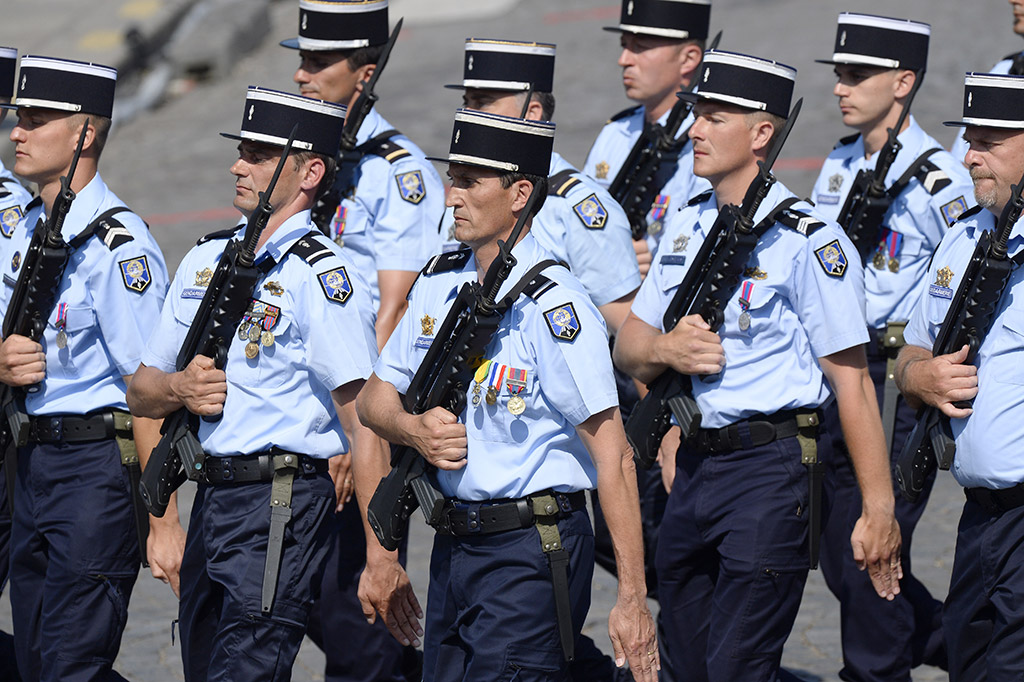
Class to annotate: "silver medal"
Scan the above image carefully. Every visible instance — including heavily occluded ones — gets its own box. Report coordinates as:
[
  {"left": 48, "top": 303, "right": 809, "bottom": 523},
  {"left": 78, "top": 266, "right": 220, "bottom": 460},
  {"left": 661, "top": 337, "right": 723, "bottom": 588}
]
[
  {"left": 738, "top": 311, "right": 751, "bottom": 331},
  {"left": 56, "top": 330, "right": 68, "bottom": 349}
]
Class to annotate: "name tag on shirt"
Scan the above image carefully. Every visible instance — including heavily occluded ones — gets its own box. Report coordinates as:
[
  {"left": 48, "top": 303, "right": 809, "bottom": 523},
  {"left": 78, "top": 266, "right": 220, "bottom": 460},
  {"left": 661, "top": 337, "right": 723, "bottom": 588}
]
[
  {"left": 181, "top": 287, "right": 206, "bottom": 299},
  {"left": 661, "top": 255, "right": 687, "bottom": 266},
  {"left": 414, "top": 336, "right": 433, "bottom": 349},
  {"left": 928, "top": 284, "right": 953, "bottom": 299},
  {"left": 817, "top": 194, "right": 840, "bottom": 205}
]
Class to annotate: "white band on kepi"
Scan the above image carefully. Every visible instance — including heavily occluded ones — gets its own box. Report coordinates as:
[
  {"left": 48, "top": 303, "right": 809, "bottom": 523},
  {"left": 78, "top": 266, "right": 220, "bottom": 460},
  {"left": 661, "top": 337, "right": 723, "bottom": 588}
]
[
  {"left": 298, "top": 0, "right": 388, "bottom": 14},
  {"left": 830, "top": 53, "right": 900, "bottom": 69},
  {"left": 839, "top": 13, "right": 930, "bottom": 35},
  {"left": 19, "top": 57, "right": 116, "bottom": 81},
  {"left": 240, "top": 131, "right": 314, "bottom": 151},
  {"left": 699, "top": 92, "right": 767, "bottom": 111},
  {"left": 12, "top": 97, "right": 82, "bottom": 113},
  {"left": 297, "top": 36, "right": 370, "bottom": 50},
  {"left": 617, "top": 23, "right": 691, "bottom": 39},
  {"left": 961, "top": 116, "right": 1024, "bottom": 129},
  {"left": 965, "top": 74, "right": 1024, "bottom": 89},
  {"left": 247, "top": 88, "right": 346, "bottom": 117},
  {"left": 447, "top": 153, "right": 519, "bottom": 172},
  {"left": 454, "top": 110, "right": 555, "bottom": 137},
  {"left": 0, "top": 47, "right": 16, "bottom": 60},
  {"left": 462, "top": 78, "right": 531, "bottom": 91},
  {"left": 466, "top": 41, "right": 556, "bottom": 57}
]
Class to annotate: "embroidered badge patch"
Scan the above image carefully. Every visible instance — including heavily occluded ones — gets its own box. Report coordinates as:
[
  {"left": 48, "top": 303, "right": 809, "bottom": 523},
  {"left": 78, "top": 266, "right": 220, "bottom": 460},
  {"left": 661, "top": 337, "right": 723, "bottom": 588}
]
[
  {"left": 119, "top": 256, "right": 152, "bottom": 292},
  {"left": 941, "top": 196, "right": 968, "bottom": 226},
  {"left": 1, "top": 206, "right": 23, "bottom": 238},
  {"left": 396, "top": 171, "right": 426, "bottom": 204},
  {"left": 828, "top": 173, "right": 843, "bottom": 193},
  {"left": 10, "top": 251, "right": 20, "bottom": 273},
  {"left": 595, "top": 161, "right": 610, "bottom": 180},
  {"left": 814, "top": 240, "right": 848, "bottom": 278},
  {"left": 573, "top": 194, "right": 608, "bottom": 230},
  {"left": 318, "top": 267, "right": 352, "bottom": 303},
  {"left": 544, "top": 302, "right": 581, "bottom": 342},
  {"left": 929, "top": 266, "right": 954, "bottom": 299}
]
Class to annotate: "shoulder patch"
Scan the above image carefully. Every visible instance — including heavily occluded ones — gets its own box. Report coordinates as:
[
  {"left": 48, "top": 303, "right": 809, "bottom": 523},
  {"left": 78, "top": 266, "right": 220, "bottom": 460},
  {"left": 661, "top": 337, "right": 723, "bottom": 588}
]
[
  {"left": 776, "top": 208, "right": 826, "bottom": 237},
  {"left": 318, "top": 266, "right": 353, "bottom": 304},
  {"left": 289, "top": 234, "right": 336, "bottom": 267},
  {"left": 395, "top": 170, "right": 426, "bottom": 204},
  {"left": 609, "top": 105, "right": 642, "bottom": 123},
  {"left": 119, "top": 255, "right": 152, "bottom": 292},
  {"left": 95, "top": 214, "right": 135, "bottom": 250},
  {"left": 543, "top": 302, "right": 581, "bottom": 342},
  {"left": 1, "top": 206, "right": 23, "bottom": 238},
  {"left": 548, "top": 169, "right": 581, "bottom": 197},
  {"left": 423, "top": 248, "right": 471, "bottom": 276},
  {"left": 940, "top": 196, "right": 969, "bottom": 226},
  {"left": 813, "top": 239, "right": 849, "bottom": 278},
  {"left": 914, "top": 159, "right": 952, "bottom": 196},
  {"left": 197, "top": 225, "right": 243, "bottom": 245},
  {"left": 687, "top": 189, "right": 713, "bottom": 207},
  {"left": 835, "top": 132, "right": 860, "bottom": 149},
  {"left": 572, "top": 194, "right": 608, "bottom": 230}
]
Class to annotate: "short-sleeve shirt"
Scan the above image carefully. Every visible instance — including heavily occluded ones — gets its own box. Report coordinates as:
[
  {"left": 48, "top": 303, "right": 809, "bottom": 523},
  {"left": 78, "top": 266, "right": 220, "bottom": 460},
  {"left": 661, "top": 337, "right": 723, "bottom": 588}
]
[
  {"left": 0, "top": 174, "right": 169, "bottom": 415},
  {"left": 904, "top": 206, "right": 1024, "bottom": 489},
  {"left": 582, "top": 104, "right": 711, "bottom": 253},
  {"left": 811, "top": 118, "right": 974, "bottom": 328},
  {"left": 325, "top": 108, "right": 445, "bottom": 308},
  {"left": 631, "top": 181, "right": 869, "bottom": 428},
  {"left": 374, "top": 232, "right": 618, "bottom": 500},
  {"left": 142, "top": 211, "right": 377, "bottom": 458}
]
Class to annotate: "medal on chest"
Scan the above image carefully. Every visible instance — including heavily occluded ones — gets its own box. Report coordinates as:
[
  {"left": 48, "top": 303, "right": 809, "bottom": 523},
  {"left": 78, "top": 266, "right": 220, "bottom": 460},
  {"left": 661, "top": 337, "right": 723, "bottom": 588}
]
[
  {"left": 55, "top": 302, "right": 69, "bottom": 349},
  {"left": 237, "top": 299, "right": 281, "bottom": 359},
  {"left": 506, "top": 368, "right": 528, "bottom": 416},
  {"left": 738, "top": 281, "right": 753, "bottom": 331}
]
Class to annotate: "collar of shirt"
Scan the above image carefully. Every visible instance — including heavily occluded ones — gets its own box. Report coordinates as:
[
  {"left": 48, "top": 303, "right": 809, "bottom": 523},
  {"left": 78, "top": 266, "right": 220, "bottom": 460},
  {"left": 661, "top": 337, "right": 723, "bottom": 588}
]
[
  {"left": 441, "top": 232, "right": 547, "bottom": 303},
  {"left": 253, "top": 209, "right": 317, "bottom": 264},
  {"left": 849, "top": 116, "right": 927, "bottom": 181},
  {"left": 700, "top": 180, "right": 793, "bottom": 235},
  {"left": 354, "top": 107, "right": 389, "bottom": 147},
  {"left": 40, "top": 174, "right": 111, "bottom": 242}
]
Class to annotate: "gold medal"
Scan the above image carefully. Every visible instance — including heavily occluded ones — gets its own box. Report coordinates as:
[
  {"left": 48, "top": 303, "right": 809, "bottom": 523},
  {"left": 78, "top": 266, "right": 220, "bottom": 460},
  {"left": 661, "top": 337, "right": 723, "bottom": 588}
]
[
  {"left": 248, "top": 326, "right": 261, "bottom": 342},
  {"left": 508, "top": 395, "right": 526, "bottom": 416},
  {"left": 261, "top": 330, "right": 275, "bottom": 347},
  {"left": 56, "top": 330, "right": 68, "bottom": 349},
  {"left": 245, "top": 341, "right": 259, "bottom": 359},
  {"left": 485, "top": 387, "right": 498, "bottom": 405},
  {"left": 648, "top": 221, "right": 662, "bottom": 236},
  {"left": 888, "top": 257, "right": 900, "bottom": 273},
  {"left": 872, "top": 251, "right": 886, "bottom": 270}
]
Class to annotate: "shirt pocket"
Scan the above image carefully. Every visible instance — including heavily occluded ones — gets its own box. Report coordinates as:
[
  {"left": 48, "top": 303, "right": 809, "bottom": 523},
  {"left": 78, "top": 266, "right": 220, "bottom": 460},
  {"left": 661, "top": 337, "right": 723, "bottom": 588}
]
[
  {"left": 993, "top": 307, "right": 1024, "bottom": 385},
  {"left": 46, "top": 304, "right": 95, "bottom": 379},
  {"left": 729, "top": 282, "right": 780, "bottom": 339},
  {"left": 467, "top": 361, "right": 536, "bottom": 444},
  {"left": 229, "top": 313, "right": 295, "bottom": 389}
]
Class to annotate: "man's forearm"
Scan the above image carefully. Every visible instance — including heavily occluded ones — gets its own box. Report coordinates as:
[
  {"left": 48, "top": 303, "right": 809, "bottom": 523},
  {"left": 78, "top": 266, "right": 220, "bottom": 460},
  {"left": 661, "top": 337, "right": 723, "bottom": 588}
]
[
  {"left": 355, "top": 374, "right": 417, "bottom": 449},
  {"left": 614, "top": 315, "right": 669, "bottom": 385},
  {"left": 894, "top": 344, "right": 932, "bottom": 409},
  {"left": 127, "top": 364, "right": 184, "bottom": 419},
  {"left": 838, "top": 371, "right": 895, "bottom": 514}
]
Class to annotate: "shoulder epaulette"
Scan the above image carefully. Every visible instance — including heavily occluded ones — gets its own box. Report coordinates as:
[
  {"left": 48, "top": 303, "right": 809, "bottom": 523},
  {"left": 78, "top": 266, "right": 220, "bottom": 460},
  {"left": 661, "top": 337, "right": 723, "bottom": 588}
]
[
  {"left": 910, "top": 154, "right": 952, "bottom": 196},
  {"left": 522, "top": 274, "right": 559, "bottom": 300},
  {"left": 359, "top": 129, "right": 410, "bottom": 164},
  {"left": 0, "top": 178, "right": 11, "bottom": 199},
  {"left": 687, "top": 190, "right": 713, "bottom": 207},
  {"left": 422, "top": 248, "right": 471, "bottom": 276},
  {"left": 1004, "top": 50, "right": 1024, "bottom": 62},
  {"left": 69, "top": 207, "right": 136, "bottom": 250},
  {"left": 196, "top": 225, "right": 243, "bottom": 245},
  {"left": 548, "top": 169, "right": 581, "bottom": 197},
  {"left": 834, "top": 133, "right": 860, "bottom": 150},
  {"left": 776, "top": 207, "right": 826, "bottom": 237},
  {"left": 608, "top": 105, "right": 641, "bottom": 123},
  {"left": 288, "top": 233, "right": 336, "bottom": 267},
  {"left": 955, "top": 205, "right": 984, "bottom": 224}
]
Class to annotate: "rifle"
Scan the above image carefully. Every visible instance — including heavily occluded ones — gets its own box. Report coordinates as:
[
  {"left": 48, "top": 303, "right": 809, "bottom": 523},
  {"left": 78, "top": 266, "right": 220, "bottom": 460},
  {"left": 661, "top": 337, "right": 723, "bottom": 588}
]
[
  {"left": 896, "top": 171, "right": 1024, "bottom": 502},
  {"left": 138, "top": 125, "right": 299, "bottom": 517},
  {"left": 624, "top": 99, "right": 803, "bottom": 469},
  {"left": 367, "top": 186, "right": 543, "bottom": 551},
  {"left": 608, "top": 31, "right": 721, "bottom": 240},
  {"left": 836, "top": 70, "right": 924, "bottom": 263},
  {"left": 312, "top": 18, "right": 404, "bottom": 232},
  {"left": 0, "top": 120, "right": 90, "bottom": 452}
]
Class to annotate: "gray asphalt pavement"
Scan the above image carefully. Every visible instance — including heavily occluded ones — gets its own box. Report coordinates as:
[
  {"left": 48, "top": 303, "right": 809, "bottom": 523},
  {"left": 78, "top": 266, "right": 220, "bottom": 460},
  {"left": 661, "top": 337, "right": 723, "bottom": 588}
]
[{"left": 0, "top": 0, "right": 1013, "bottom": 679}]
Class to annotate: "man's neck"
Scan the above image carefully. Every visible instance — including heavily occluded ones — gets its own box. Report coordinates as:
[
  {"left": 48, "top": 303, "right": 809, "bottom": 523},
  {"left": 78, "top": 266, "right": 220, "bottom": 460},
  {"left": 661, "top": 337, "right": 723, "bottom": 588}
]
[
  {"left": 472, "top": 224, "right": 530, "bottom": 284},
  {"left": 39, "top": 166, "right": 97, "bottom": 217},
  {"left": 861, "top": 108, "right": 911, "bottom": 158},
  {"left": 712, "top": 163, "right": 760, "bottom": 210},
  {"left": 643, "top": 75, "right": 691, "bottom": 125}
]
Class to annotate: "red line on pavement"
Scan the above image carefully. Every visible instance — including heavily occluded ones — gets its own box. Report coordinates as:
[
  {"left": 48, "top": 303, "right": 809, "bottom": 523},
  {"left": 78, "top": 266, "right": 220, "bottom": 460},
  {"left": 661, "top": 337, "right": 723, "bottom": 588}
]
[
  {"left": 145, "top": 206, "right": 239, "bottom": 226},
  {"left": 544, "top": 5, "right": 619, "bottom": 24},
  {"left": 775, "top": 156, "right": 826, "bottom": 171}
]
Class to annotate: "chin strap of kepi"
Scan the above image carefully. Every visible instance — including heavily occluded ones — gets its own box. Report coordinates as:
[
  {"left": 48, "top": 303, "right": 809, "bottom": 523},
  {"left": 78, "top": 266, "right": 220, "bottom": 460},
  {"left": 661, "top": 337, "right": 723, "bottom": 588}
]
[
  {"left": 262, "top": 453, "right": 298, "bottom": 614},
  {"left": 532, "top": 493, "right": 575, "bottom": 662}
]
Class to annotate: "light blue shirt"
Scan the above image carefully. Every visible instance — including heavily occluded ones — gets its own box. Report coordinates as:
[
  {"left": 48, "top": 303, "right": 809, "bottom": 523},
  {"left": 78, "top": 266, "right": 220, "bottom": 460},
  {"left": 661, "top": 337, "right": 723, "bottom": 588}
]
[
  {"left": 142, "top": 211, "right": 378, "bottom": 458},
  {"left": 949, "top": 53, "right": 1018, "bottom": 160},
  {"left": 438, "top": 152, "right": 641, "bottom": 307},
  {"left": 582, "top": 104, "right": 711, "bottom": 253},
  {"left": 0, "top": 161, "right": 33, "bottom": 251},
  {"left": 327, "top": 108, "right": 445, "bottom": 308},
  {"left": 904, "top": 207, "right": 1024, "bottom": 489},
  {"left": 0, "top": 174, "right": 169, "bottom": 415},
  {"left": 631, "top": 181, "right": 869, "bottom": 429},
  {"left": 374, "top": 233, "right": 618, "bottom": 500},
  {"left": 811, "top": 118, "right": 974, "bottom": 329}
]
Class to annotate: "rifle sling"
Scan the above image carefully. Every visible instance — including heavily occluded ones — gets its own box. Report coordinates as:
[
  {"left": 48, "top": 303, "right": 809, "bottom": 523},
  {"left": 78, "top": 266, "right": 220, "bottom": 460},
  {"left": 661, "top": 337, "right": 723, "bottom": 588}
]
[{"left": 884, "top": 148, "right": 941, "bottom": 200}]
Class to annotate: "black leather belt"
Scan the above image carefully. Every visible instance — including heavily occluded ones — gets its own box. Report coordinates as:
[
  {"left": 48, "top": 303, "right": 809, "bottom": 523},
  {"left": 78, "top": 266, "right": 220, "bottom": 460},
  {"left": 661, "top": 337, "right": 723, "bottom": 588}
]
[
  {"left": 201, "top": 452, "right": 328, "bottom": 484},
  {"left": 687, "top": 410, "right": 817, "bottom": 455},
  {"left": 965, "top": 483, "right": 1024, "bottom": 514},
  {"left": 27, "top": 411, "right": 117, "bottom": 444},
  {"left": 438, "top": 489, "right": 587, "bottom": 536}
]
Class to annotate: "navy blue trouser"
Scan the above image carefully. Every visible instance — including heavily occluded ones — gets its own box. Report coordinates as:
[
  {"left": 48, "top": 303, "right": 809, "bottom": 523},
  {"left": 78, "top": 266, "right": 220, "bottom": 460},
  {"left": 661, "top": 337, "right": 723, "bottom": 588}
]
[
  {"left": 0, "top": 460, "right": 21, "bottom": 682},
  {"left": 820, "top": 343, "right": 944, "bottom": 682},
  {"left": 306, "top": 501, "right": 418, "bottom": 682},
  {"left": 943, "top": 497, "right": 1024, "bottom": 681},
  {"left": 423, "top": 507, "right": 594, "bottom": 682},
  {"left": 656, "top": 432, "right": 817, "bottom": 682},
  {"left": 178, "top": 471, "right": 335, "bottom": 682},
  {"left": 10, "top": 440, "right": 138, "bottom": 682}
]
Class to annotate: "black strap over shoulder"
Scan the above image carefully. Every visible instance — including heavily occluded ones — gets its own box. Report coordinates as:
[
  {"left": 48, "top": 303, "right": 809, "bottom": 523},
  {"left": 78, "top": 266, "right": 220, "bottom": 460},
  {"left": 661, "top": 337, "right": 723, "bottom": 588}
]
[
  {"left": 68, "top": 207, "right": 135, "bottom": 250},
  {"left": 887, "top": 148, "right": 946, "bottom": 199},
  {"left": 196, "top": 224, "right": 244, "bottom": 245},
  {"left": 772, "top": 198, "right": 826, "bottom": 237},
  {"left": 548, "top": 169, "right": 581, "bottom": 197},
  {"left": 286, "top": 232, "right": 336, "bottom": 267},
  {"left": 609, "top": 105, "right": 641, "bottom": 123},
  {"left": 687, "top": 189, "right": 713, "bottom": 207},
  {"left": 497, "top": 260, "right": 567, "bottom": 309},
  {"left": 835, "top": 132, "right": 859, "bottom": 149},
  {"left": 357, "top": 129, "right": 409, "bottom": 164}
]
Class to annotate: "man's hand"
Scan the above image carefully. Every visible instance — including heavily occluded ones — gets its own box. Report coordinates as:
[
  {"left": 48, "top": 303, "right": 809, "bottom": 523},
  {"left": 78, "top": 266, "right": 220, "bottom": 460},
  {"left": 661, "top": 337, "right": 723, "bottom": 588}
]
[
  {"left": 148, "top": 515, "right": 187, "bottom": 597},
  {"left": 358, "top": 555, "right": 423, "bottom": 647},
  {"left": 609, "top": 594, "right": 660, "bottom": 682},
  {"left": 657, "top": 314, "right": 725, "bottom": 376},
  {"left": 328, "top": 453, "right": 354, "bottom": 512},
  {"left": 633, "top": 239, "right": 653, "bottom": 280},
  {"left": 0, "top": 334, "right": 45, "bottom": 387},
  {"left": 407, "top": 407, "right": 467, "bottom": 470},
  {"left": 901, "top": 344, "right": 977, "bottom": 418},
  {"left": 851, "top": 507, "right": 903, "bottom": 600},
  {"left": 169, "top": 355, "right": 227, "bottom": 416}
]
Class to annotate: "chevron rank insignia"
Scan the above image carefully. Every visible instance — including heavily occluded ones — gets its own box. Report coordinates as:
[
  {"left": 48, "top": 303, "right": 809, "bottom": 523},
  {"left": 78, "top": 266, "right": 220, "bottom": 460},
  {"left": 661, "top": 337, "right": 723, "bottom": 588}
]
[
  {"left": 814, "top": 240, "right": 848, "bottom": 278},
  {"left": 573, "top": 194, "right": 608, "bottom": 229},
  {"left": 544, "top": 302, "right": 580, "bottom": 342},
  {"left": 0, "top": 206, "right": 22, "bottom": 238},
  {"left": 396, "top": 171, "right": 426, "bottom": 204},
  {"left": 318, "top": 267, "right": 352, "bottom": 303},
  {"left": 920, "top": 165, "right": 952, "bottom": 195},
  {"left": 941, "top": 196, "right": 968, "bottom": 226},
  {"left": 119, "top": 256, "right": 152, "bottom": 292}
]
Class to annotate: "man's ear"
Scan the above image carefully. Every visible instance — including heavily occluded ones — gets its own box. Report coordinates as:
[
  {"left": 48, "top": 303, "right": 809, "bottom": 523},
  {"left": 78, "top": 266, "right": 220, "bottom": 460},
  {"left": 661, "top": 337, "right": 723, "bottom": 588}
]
[
  {"left": 679, "top": 44, "right": 704, "bottom": 84},
  {"left": 301, "top": 156, "right": 326, "bottom": 190},
  {"left": 750, "top": 119, "right": 775, "bottom": 155},
  {"left": 510, "top": 178, "right": 534, "bottom": 213},
  {"left": 894, "top": 69, "right": 916, "bottom": 100}
]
